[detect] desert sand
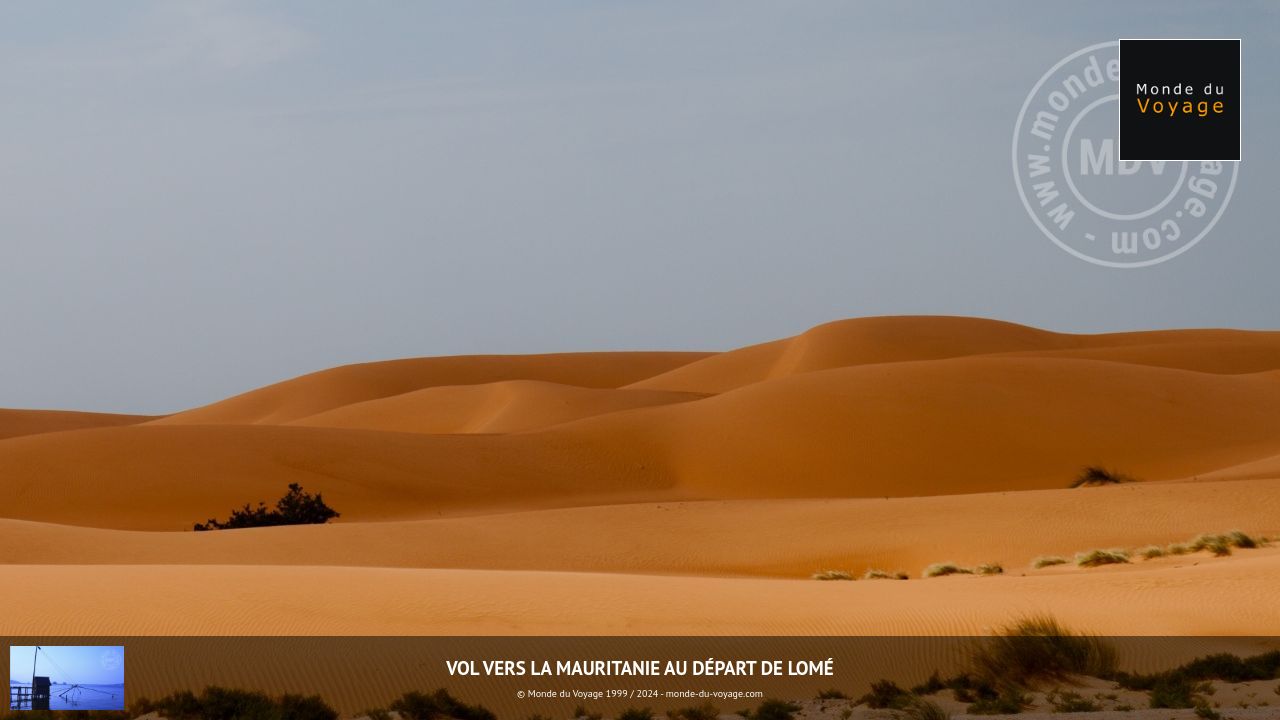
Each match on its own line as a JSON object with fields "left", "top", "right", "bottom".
{"left": 2, "top": 316, "right": 1280, "bottom": 637}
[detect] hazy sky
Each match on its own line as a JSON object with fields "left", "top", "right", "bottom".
{"left": 2, "top": 1, "right": 1277, "bottom": 414}
{"left": 9, "top": 645, "right": 125, "bottom": 685}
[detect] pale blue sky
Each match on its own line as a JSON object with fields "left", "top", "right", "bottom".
{"left": 9, "top": 645, "right": 125, "bottom": 686}
{"left": 2, "top": 1, "right": 1277, "bottom": 414}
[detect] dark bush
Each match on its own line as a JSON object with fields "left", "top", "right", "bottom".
{"left": 194, "top": 483, "right": 340, "bottom": 531}
{"left": 617, "top": 707, "right": 654, "bottom": 720}
{"left": 966, "top": 687, "right": 1028, "bottom": 715}
{"left": 666, "top": 703, "right": 718, "bottom": 720}
{"left": 751, "top": 699, "right": 801, "bottom": 720}
{"left": 970, "top": 615, "right": 1117, "bottom": 686}
{"left": 857, "top": 679, "right": 912, "bottom": 709}
{"left": 391, "top": 690, "right": 496, "bottom": 720}
{"left": 1070, "top": 466, "right": 1134, "bottom": 488}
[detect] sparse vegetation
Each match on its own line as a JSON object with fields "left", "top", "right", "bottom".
{"left": 749, "top": 699, "right": 800, "bottom": 720}
{"left": 1070, "top": 465, "right": 1134, "bottom": 488}
{"left": 1046, "top": 689, "right": 1102, "bottom": 712}
{"left": 903, "top": 698, "right": 951, "bottom": 720}
{"left": 1190, "top": 533, "right": 1233, "bottom": 556}
{"left": 1075, "top": 548, "right": 1130, "bottom": 567}
{"left": 617, "top": 707, "right": 654, "bottom": 720}
{"left": 862, "top": 568, "right": 909, "bottom": 580}
{"left": 392, "top": 690, "right": 496, "bottom": 720}
{"left": 130, "top": 686, "right": 338, "bottom": 720}
{"left": 965, "top": 688, "right": 1028, "bottom": 715}
{"left": 970, "top": 615, "right": 1117, "bottom": 687}
{"left": 815, "top": 689, "right": 848, "bottom": 700}
{"left": 1138, "top": 544, "right": 1166, "bottom": 559}
{"left": 1031, "top": 555, "right": 1068, "bottom": 569}
{"left": 857, "top": 679, "right": 913, "bottom": 710}
{"left": 194, "top": 483, "right": 340, "bottom": 531}
{"left": 666, "top": 703, "right": 718, "bottom": 720}
{"left": 975, "top": 562, "right": 1004, "bottom": 576}
{"left": 574, "top": 705, "right": 603, "bottom": 720}
{"left": 1195, "top": 703, "right": 1224, "bottom": 719}
{"left": 923, "top": 562, "right": 973, "bottom": 578}
{"left": 810, "top": 569, "right": 854, "bottom": 581}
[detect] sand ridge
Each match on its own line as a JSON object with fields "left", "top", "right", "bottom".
{"left": 3, "top": 316, "right": 1280, "bottom": 636}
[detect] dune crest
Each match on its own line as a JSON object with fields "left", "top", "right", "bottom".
{"left": 289, "top": 380, "right": 706, "bottom": 434}
{"left": 4, "top": 316, "right": 1280, "bottom": 637}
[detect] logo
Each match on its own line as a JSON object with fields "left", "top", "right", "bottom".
{"left": 1012, "top": 41, "right": 1237, "bottom": 268}
{"left": 101, "top": 648, "right": 123, "bottom": 671}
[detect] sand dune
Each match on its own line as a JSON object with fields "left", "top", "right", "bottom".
{"left": 0, "top": 408, "right": 152, "bottom": 441}
{"left": 629, "top": 316, "right": 1280, "bottom": 393}
{"left": 4, "top": 316, "right": 1280, "bottom": 639}
{"left": 290, "top": 380, "right": 705, "bottom": 434}
{"left": 3, "top": 553, "right": 1279, "bottom": 636}
{"left": 0, "top": 423, "right": 673, "bottom": 530}
{"left": 151, "top": 351, "right": 710, "bottom": 425}
{"left": 4, "top": 357, "right": 1280, "bottom": 530}
{"left": 4, "top": 478, "right": 1277, "bottom": 577}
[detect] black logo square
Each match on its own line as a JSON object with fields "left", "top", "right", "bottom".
{"left": 1119, "top": 39, "right": 1240, "bottom": 161}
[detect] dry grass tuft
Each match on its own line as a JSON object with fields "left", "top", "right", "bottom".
{"left": 1075, "top": 548, "right": 1130, "bottom": 568}
{"left": 923, "top": 562, "right": 974, "bottom": 578}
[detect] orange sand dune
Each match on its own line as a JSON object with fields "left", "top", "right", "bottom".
{"left": 629, "top": 316, "right": 1280, "bottom": 393}
{"left": 0, "top": 423, "right": 672, "bottom": 530}
{"left": 5, "top": 316, "right": 1280, "bottom": 640}
{"left": 3, "top": 553, "right": 1279, "bottom": 636}
{"left": 617, "top": 357, "right": 1280, "bottom": 499}
{"left": 0, "top": 408, "right": 153, "bottom": 441}
{"left": 290, "top": 380, "right": 705, "bottom": 434}
{"left": 152, "top": 351, "right": 710, "bottom": 425}
{"left": 4, "top": 478, "right": 1277, "bottom": 577}
{"left": 992, "top": 339, "right": 1280, "bottom": 375}
{"left": 4, "top": 357, "right": 1280, "bottom": 529}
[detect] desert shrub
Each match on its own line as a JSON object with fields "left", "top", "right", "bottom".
{"left": 811, "top": 569, "right": 853, "bottom": 580}
{"left": 1046, "top": 689, "right": 1101, "bottom": 712}
{"left": 1071, "top": 466, "right": 1133, "bottom": 488}
{"left": 392, "top": 690, "right": 495, "bottom": 720}
{"left": 862, "top": 568, "right": 909, "bottom": 580}
{"left": 903, "top": 698, "right": 951, "bottom": 720}
{"left": 1190, "top": 534, "right": 1232, "bottom": 556}
{"left": 1167, "top": 542, "right": 1193, "bottom": 555}
{"left": 1195, "top": 704, "right": 1223, "bottom": 719}
{"left": 750, "top": 699, "right": 800, "bottom": 720}
{"left": 910, "top": 671, "right": 947, "bottom": 696}
{"left": 1148, "top": 675, "right": 1198, "bottom": 709}
{"left": 617, "top": 707, "right": 653, "bottom": 720}
{"left": 128, "top": 686, "right": 336, "bottom": 720}
{"left": 970, "top": 615, "right": 1117, "bottom": 687}
{"left": 966, "top": 687, "right": 1028, "bottom": 715}
{"left": 975, "top": 562, "right": 1004, "bottom": 576}
{"left": 278, "top": 694, "right": 340, "bottom": 720}
{"left": 1227, "top": 529, "right": 1260, "bottom": 548}
{"left": 857, "top": 679, "right": 912, "bottom": 709}
{"left": 923, "top": 562, "right": 973, "bottom": 578}
{"left": 1031, "top": 555, "right": 1068, "bottom": 569}
{"left": 361, "top": 710, "right": 393, "bottom": 720}
{"left": 1139, "top": 544, "right": 1166, "bottom": 559}
{"left": 667, "top": 704, "right": 717, "bottom": 720}
{"left": 1075, "top": 548, "right": 1130, "bottom": 567}
{"left": 181, "top": 687, "right": 277, "bottom": 720}
{"left": 815, "top": 689, "right": 848, "bottom": 699}
{"left": 574, "top": 706, "right": 603, "bottom": 720}
{"left": 194, "top": 483, "right": 340, "bottom": 531}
